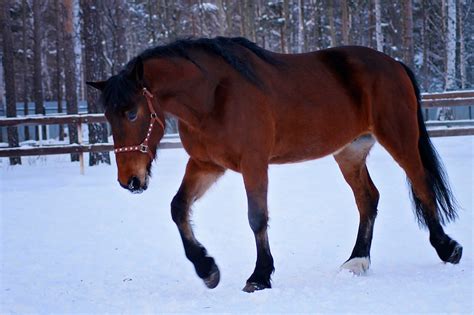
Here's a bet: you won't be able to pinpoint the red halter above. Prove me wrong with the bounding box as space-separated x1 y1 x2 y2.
114 88 165 160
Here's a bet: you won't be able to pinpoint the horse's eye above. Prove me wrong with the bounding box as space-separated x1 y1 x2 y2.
126 109 138 121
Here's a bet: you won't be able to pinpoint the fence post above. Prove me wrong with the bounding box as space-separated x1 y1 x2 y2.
77 121 84 175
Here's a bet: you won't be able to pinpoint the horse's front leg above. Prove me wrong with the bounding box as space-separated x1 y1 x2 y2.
171 158 225 289
241 160 274 293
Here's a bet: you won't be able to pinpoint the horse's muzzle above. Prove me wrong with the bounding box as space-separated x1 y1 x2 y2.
120 176 148 194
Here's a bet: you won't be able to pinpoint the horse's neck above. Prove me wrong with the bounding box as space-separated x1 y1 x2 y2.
146 57 219 129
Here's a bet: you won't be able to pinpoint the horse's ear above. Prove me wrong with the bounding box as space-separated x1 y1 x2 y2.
126 56 144 83
86 81 106 91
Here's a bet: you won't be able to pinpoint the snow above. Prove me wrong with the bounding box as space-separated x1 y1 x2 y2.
192 3 218 13
1 136 473 313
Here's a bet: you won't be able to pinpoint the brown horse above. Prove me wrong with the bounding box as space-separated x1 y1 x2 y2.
87 37 462 293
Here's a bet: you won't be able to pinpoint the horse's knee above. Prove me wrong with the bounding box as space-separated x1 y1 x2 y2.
171 192 188 224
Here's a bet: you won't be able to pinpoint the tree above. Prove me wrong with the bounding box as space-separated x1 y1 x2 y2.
402 0 414 67
62 0 80 161
328 0 337 47
374 0 383 51
54 0 64 141
341 0 350 45
438 0 457 120
282 0 289 52
1 0 21 165
457 0 466 89
297 0 306 52
21 0 30 140
32 0 45 140
445 0 457 90
81 0 110 165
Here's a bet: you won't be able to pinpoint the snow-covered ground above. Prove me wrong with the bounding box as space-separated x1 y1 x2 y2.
1 136 472 314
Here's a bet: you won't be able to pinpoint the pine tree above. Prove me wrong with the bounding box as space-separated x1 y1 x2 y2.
0 0 21 165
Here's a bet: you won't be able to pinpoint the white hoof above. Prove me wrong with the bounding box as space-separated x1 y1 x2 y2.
340 257 370 275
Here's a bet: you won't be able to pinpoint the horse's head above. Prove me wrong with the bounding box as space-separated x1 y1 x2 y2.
87 57 165 194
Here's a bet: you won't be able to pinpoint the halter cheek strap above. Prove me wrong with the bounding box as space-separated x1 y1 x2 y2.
114 88 165 160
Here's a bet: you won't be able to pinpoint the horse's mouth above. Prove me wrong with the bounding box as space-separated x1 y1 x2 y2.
120 173 149 194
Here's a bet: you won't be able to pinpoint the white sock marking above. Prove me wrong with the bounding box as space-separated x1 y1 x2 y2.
340 257 370 275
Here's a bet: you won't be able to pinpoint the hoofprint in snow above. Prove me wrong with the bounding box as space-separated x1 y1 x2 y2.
0 136 472 313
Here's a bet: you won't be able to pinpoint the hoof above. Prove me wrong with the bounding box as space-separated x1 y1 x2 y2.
203 264 220 289
242 281 270 293
340 257 370 275
445 243 463 264
433 238 463 264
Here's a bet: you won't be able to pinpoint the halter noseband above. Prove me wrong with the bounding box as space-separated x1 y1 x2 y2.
114 88 165 160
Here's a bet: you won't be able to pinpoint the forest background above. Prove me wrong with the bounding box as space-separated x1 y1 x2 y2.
0 0 472 165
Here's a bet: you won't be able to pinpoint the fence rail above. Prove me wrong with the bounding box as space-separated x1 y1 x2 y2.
421 90 474 108
0 90 473 169
0 113 107 127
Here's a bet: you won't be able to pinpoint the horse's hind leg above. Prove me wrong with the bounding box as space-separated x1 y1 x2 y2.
334 135 379 275
373 104 462 264
171 158 225 289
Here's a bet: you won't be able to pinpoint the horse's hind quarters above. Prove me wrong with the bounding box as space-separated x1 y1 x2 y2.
340 257 370 276
118 175 149 194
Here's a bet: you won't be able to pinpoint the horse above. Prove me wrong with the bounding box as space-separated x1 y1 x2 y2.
87 36 462 293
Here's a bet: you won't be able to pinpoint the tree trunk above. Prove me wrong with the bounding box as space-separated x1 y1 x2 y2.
374 0 383 51
445 0 456 90
328 0 337 47
197 0 206 35
33 0 45 141
1 0 21 165
147 0 156 45
421 0 429 90
402 0 414 67
217 0 229 35
63 0 79 161
297 0 306 53
313 0 323 49
245 0 256 42
238 0 245 37
283 0 290 52
341 0 350 45
368 0 374 48
55 0 64 141
457 0 466 89
81 0 110 165
22 0 30 140
439 0 457 120
114 0 128 72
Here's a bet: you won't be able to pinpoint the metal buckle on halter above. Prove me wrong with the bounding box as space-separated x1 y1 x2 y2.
139 144 149 153
150 112 157 119
142 87 153 98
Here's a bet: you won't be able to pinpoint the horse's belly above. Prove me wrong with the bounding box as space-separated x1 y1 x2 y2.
269 141 345 164
269 125 363 164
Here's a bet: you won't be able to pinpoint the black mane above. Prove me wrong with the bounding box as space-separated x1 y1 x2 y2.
139 37 279 85
102 37 279 112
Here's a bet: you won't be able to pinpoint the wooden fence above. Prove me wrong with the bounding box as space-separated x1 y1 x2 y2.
0 90 473 168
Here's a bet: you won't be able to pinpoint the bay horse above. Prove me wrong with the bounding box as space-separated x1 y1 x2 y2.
87 37 462 293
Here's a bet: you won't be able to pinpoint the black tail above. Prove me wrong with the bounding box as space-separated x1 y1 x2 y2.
399 62 458 226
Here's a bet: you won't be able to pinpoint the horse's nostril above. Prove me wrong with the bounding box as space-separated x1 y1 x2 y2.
128 176 141 191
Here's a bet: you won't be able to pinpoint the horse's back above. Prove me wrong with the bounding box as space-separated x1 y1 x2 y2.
266 46 414 164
